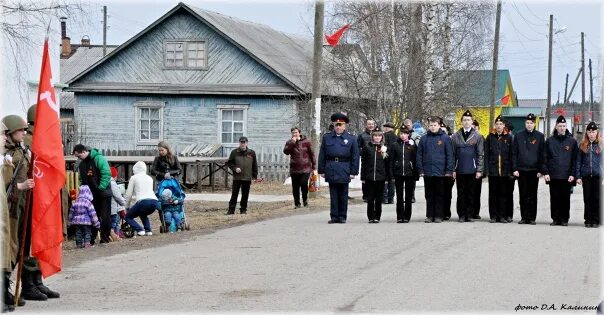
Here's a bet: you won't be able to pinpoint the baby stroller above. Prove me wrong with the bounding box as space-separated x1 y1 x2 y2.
116 181 136 239
156 178 190 233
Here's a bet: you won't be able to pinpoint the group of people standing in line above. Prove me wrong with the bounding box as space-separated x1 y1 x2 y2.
282 110 601 227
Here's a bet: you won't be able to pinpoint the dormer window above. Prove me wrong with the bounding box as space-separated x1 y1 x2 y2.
165 40 207 69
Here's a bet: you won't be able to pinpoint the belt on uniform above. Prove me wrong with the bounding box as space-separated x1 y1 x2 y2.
327 157 350 162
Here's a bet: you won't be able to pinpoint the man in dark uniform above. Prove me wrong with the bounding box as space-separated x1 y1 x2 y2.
417 116 454 223
440 121 455 220
357 119 375 202
382 122 397 204
503 119 516 221
318 113 360 224
451 110 484 222
543 115 578 226
512 113 545 225
471 119 484 219
403 118 418 203
484 115 514 223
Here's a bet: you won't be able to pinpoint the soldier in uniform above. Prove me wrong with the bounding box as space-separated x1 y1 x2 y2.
318 113 360 224
2 114 51 305
543 115 578 226
357 119 375 202
471 119 484 219
402 118 418 203
1 121 15 312
512 113 545 225
484 115 514 223
576 122 602 228
417 116 454 223
451 110 484 223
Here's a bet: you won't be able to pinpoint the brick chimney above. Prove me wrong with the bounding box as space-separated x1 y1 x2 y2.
60 17 71 57
81 35 90 47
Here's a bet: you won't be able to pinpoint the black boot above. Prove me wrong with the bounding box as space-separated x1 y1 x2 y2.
33 270 59 299
2 273 15 312
20 271 47 301
3 275 24 307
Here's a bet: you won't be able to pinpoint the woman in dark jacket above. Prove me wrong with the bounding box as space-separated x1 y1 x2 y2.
576 121 601 228
390 126 417 223
151 141 181 182
361 129 390 223
283 127 316 208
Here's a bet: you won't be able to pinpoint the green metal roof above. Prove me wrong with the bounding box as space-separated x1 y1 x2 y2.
501 107 542 117
451 70 511 106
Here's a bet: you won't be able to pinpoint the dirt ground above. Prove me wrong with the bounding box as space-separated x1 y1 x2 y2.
61 188 364 268
198 180 294 195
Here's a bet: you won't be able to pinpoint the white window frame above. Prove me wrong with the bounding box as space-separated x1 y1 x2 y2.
164 39 208 70
134 101 165 145
217 104 249 145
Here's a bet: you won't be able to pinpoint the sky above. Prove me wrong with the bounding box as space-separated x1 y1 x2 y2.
1 0 602 117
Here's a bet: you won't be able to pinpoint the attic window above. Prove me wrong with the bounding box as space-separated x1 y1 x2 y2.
165 40 207 69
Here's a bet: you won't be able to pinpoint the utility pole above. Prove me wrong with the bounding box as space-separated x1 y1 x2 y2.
310 0 323 198
589 58 593 120
546 14 553 136
581 32 585 128
103 6 107 56
489 1 502 129
563 73 569 104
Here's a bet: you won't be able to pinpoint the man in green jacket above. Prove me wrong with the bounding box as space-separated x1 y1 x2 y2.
226 137 258 215
73 144 113 244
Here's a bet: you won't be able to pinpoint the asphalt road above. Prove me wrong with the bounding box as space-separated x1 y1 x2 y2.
23 181 601 313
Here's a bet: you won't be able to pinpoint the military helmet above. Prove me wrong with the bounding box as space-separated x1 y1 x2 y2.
1 121 7 132
27 104 37 124
2 115 28 134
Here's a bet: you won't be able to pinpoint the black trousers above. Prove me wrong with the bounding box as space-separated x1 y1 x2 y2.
472 177 483 217
362 182 367 200
424 177 445 219
582 176 601 225
291 173 310 206
456 174 476 219
366 180 385 221
394 176 415 221
383 180 395 202
409 179 416 200
488 176 509 220
443 177 454 218
506 177 516 219
518 171 539 221
329 183 349 222
549 179 571 223
91 194 111 243
229 180 251 213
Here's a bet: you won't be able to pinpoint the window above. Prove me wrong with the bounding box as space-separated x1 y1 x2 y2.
218 105 248 144
165 40 207 69
134 101 164 144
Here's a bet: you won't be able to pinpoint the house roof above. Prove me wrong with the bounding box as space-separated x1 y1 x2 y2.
501 106 542 117
60 45 118 84
65 2 314 94
517 98 547 108
450 70 512 106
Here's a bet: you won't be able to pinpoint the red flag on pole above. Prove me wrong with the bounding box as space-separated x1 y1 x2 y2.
325 24 350 47
500 94 510 105
31 40 65 277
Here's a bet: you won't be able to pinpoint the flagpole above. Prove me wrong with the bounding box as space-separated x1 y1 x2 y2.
13 153 35 306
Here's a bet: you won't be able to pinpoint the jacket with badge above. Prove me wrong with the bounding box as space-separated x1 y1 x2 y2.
484 130 514 177
318 131 360 183
416 129 454 177
576 140 602 179
543 129 578 180
390 138 418 179
451 128 484 175
78 148 112 196
512 129 545 172
227 147 258 181
360 143 390 182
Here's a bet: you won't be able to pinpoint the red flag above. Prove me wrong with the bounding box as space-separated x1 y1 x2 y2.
554 108 567 117
325 24 350 47
500 94 510 105
573 114 582 124
31 40 65 277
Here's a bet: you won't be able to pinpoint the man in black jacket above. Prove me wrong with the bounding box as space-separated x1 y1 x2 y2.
382 122 398 204
357 119 375 202
512 113 545 225
471 119 484 219
226 137 258 215
543 116 578 226
484 116 514 223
